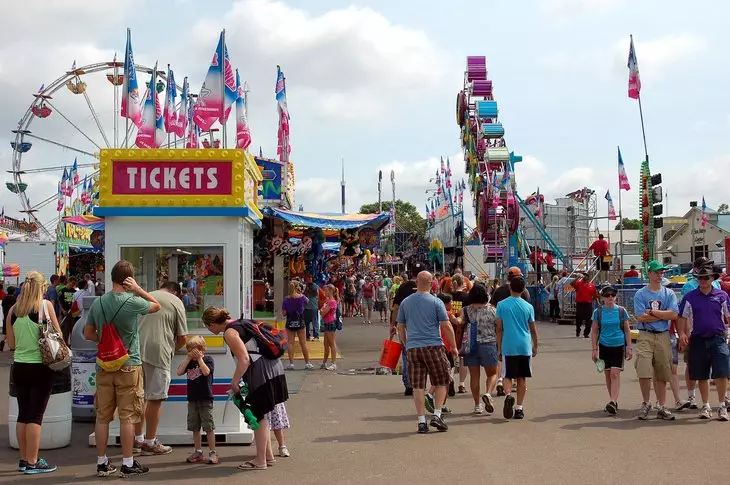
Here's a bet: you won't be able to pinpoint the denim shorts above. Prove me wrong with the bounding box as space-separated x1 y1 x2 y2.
688 334 730 381
463 342 498 368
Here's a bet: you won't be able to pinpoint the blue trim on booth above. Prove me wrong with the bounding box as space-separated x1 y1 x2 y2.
94 206 262 226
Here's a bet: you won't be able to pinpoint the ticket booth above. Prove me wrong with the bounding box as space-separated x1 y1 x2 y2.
90 147 262 446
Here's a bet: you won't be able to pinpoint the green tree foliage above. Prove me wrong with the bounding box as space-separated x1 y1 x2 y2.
359 199 426 235
614 218 641 230
718 203 729 214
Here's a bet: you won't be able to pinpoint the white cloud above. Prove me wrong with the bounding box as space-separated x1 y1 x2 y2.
540 0 623 21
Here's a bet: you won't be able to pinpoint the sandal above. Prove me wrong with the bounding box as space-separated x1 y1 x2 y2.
267 459 277 466
237 460 266 470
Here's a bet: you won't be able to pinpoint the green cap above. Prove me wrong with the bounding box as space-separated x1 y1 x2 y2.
647 260 665 272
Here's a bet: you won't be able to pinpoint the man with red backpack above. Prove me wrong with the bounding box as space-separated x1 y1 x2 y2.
83 260 160 478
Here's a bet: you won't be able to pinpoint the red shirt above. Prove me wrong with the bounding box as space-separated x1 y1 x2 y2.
441 311 454 352
623 270 639 278
572 279 598 303
589 239 609 257
545 254 554 267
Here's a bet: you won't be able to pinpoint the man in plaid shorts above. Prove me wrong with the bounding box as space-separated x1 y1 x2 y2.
397 271 459 433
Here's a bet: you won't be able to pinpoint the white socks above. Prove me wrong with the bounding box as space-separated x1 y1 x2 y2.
135 434 144 442
418 415 426 424
122 457 134 467
434 409 442 418
97 455 108 465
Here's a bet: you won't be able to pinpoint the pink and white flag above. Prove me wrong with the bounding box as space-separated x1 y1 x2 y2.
627 36 641 100
605 190 617 221
618 146 631 191
172 77 189 138
121 29 142 127
193 32 237 132
701 197 709 228
235 70 252 149
163 66 178 133
136 68 165 148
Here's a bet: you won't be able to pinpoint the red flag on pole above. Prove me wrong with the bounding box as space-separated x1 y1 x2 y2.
627 35 641 100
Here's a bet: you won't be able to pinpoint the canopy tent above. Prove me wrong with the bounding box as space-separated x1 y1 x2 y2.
262 207 390 232
62 214 105 231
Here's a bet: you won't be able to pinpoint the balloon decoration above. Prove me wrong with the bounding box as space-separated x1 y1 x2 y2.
358 228 378 249
304 228 326 280
339 228 361 257
429 239 444 266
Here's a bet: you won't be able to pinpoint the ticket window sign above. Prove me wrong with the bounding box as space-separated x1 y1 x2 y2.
98 149 257 208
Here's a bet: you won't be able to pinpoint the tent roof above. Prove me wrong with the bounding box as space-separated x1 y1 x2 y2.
262 207 389 231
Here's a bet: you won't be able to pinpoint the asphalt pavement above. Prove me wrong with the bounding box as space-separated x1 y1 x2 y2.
0 318 727 484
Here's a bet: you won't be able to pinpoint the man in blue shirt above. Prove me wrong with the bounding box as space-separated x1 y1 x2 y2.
496 276 538 420
397 271 458 434
633 260 679 421
678 264 730 421
303 274 320 341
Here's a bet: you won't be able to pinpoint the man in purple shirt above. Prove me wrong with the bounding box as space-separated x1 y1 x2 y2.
678 264 730 421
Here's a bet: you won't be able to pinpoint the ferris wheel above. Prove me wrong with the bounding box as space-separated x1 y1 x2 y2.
9 59 185 240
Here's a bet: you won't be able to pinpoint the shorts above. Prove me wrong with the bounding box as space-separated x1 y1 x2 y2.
268 402 290 431
670 333 679 366
375 301 386 312
142 363 171 400
12 362 53 425
599 256 610 271
95 366 144 425
363 298 374 311
633 331 672 382
187 400 215 432
463 342 498 368
687 334 730 381
322 321 337 332
504 355 532 379
285 317 305 331
406 345 451 389
599 344 625 370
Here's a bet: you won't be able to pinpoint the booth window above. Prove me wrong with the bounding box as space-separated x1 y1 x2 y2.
120 246 224 330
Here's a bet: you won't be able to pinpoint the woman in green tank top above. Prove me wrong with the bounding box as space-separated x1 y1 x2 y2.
6 271 62 475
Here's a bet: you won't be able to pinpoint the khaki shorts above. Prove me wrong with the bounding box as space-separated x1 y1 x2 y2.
634 331 672 382
187 400 215 432
142 363 171 401
95 366 144 425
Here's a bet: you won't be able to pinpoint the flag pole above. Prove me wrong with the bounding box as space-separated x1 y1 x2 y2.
618 184 624 274
221 29 227 149
632 35 649 165
124 29 131 148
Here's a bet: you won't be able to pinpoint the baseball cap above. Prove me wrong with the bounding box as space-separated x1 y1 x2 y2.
647 260 665 272
600 286 617 297
507 266 523 277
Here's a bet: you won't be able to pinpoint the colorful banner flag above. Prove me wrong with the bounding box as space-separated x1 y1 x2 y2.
185 99 200 148
605 190 617 221
276 65 290 161
136 68 165 148
121 28 142 127
535 187 543 222
618 147 631 191
627 35 641 100
172 77 189 138
235 70 252 150
701 196 709 228
164 66 178 133
71 157 79 185
275 65 289 121
56 182 64 212
193 31 237 131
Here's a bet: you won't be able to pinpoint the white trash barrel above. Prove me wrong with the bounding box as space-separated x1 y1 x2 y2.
8 364 72 450
71 296 98 422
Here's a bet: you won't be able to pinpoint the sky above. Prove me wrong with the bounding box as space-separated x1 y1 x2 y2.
0 0 728 235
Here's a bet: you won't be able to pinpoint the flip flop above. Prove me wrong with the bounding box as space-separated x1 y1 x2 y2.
237 461 266 470
267 459 277 466
596 359 605 373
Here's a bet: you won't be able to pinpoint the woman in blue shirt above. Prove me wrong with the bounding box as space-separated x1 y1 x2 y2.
590 286 632 415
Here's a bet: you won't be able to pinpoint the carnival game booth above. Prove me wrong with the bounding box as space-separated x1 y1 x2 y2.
92 147 262 446
58 214 105 280
259 207 390 325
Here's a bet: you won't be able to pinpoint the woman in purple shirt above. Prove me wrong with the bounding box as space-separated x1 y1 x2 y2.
282 281 313 370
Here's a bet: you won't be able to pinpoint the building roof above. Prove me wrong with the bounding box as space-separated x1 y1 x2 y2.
658 209 730 251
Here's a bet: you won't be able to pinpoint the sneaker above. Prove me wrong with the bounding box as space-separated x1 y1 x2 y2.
448 381 455 397
278 445 291 457
304 363 314 370
404 387 413 396
141 439 172 455
513 408 525 420
496 381 506 397
320 363 328 369
718 406 729 422
482 394 495 414
605 401 618 415
457 385 467 394
637 402 651 420
326 363 337 371
674 399 691 411
699 405 712 420
440 405 452 414
97 461 117 477
503 395 516 419
425 394 435 414
17 459 27 472
133 440 143 454
120 460 150 478
657 406 675 421
417 422 429 434
187 451 206 463
688 395 698 409
286 363 295 370
207 451 219 464
24 458 56 475
429 415 448 431
725 396 730 408
473 404 484 415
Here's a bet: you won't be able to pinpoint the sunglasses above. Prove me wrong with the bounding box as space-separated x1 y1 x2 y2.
697 276 711 281
603 293 617 298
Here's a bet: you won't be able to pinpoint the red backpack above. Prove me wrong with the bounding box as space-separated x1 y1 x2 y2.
227 319 287 359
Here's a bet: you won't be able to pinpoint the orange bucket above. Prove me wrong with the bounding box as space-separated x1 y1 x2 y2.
378 339 403 369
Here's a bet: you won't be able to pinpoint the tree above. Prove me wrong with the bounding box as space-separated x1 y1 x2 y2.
614 218 640 230
718 203 729 214
360 199 426 235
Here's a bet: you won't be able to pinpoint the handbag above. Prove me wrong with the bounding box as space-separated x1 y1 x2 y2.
37 301 72 371
458 306 478 357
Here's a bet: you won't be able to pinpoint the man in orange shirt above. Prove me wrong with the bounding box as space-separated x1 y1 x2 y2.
571 273 599 338
588 234 611 283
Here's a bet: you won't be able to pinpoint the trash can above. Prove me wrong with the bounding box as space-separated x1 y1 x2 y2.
8 364 72 450
71 296 98 422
